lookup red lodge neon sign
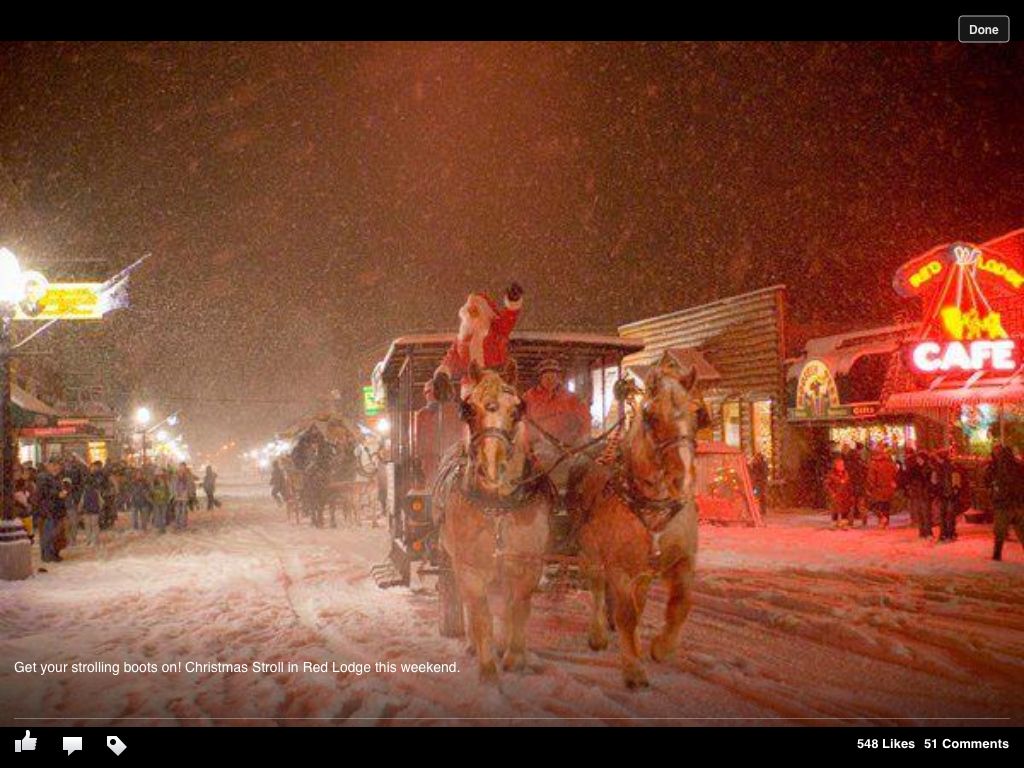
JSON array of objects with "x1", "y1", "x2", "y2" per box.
[{"x1": 898, "y1": 239, "x2": 1022, "y2": 377}]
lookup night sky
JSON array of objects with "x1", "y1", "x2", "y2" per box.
[{"x1": 1, "y1": 41, "x2": 1022, "y2": 459}]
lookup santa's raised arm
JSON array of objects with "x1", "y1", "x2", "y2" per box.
[{"x1": 432, "y1": 283, "x2": 523, "y2": 401}]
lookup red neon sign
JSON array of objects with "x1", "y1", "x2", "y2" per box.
[{"x1": 910, "y1": 340, "x2": 1017, "y2": 373}]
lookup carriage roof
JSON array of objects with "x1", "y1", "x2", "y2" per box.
[{"x1": 375, "y1": 331, "x2": 645, "y2": 389}]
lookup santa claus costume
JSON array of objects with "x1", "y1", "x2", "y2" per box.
[{"x1": 433, "y1": 284, "x2": 523, "y2": 399}]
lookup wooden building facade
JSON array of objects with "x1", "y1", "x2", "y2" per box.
[{"x1": 619, "y1": 285, "x2": 788, "y2": 477}]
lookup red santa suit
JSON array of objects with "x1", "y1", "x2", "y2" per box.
[{"x1": 435, "y1": 291, "x2": 522, "y2": 397}]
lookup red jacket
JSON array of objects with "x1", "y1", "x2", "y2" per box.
[
  {"x1": 826, "y1": 469, "x2": 854, "y2": 514},
  {"x1": 437, "y1": 306, "x2": 519, "y2": 379},
  {"x1": 523, "y1": 384, "x2": 590, "y2": 447},
  {"x1": 867, "y1": 454, "x2": 899, "y2": 503}
]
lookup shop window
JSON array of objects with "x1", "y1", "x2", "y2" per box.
[
  {"x1": 590, "y1": 365, "x2": 623, "y2": 435},
  {"x1": 829, "y1": 424, "x2": 917, "y2": 459},
  {"x1": 722, "y1": 400, "x2": 741, "y2": 449},
  {"x1": 957, "y1": 404, "x2": 998, "y2": 456},
  {"x1": 750, "y1": 399, "x2": 773, "y2": 465},
  {"x1": 18, "y1": 443, "x2": 37, "y2": 465},
  {"x1": 87, "y1": 441, "x2": 108, "y2": 465}
]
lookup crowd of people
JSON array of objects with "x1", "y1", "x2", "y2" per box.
[
  {"x1": 12, "y1": 454, "x2": 220, "y2": 565},
  {"x1": 824, "y1": 441, "x2": 1024, "y2": 559}
]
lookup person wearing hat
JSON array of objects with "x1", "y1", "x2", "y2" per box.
[
  {"x1": 523, "y1": 358, "x2": 590, "y2": 487},
  {"x1": 432, "y1": 283, "x2": 523, "y2": 401}
]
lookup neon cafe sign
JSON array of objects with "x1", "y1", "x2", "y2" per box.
[{"x1": 896, "y1": 242, "x2": 1022, "y2": 375}]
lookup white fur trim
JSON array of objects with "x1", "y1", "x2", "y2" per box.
[{"x1": 467, "y1": 334, "x2": 485, "y2": 367}]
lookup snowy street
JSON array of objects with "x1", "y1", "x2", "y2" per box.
[{"x1": 1, "y1": 482, "x2": 1021, "y2": 726}]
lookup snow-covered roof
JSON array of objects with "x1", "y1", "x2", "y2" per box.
[
  {"x1": 619, "y1": 284, "x2": 787, "y2": 332},
  {"x1": 376, "y1": 330, "x2": 645, "y2": 388},
  {"x1": 786, "y1": 323, "x2": 917, "y2": 380},
  {"x1": 12, "y1": 383, "x2": 60, "y2": 417}
]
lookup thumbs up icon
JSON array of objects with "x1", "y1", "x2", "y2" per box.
[{"x1": 14, "y1": 730, "x2": 37, "y2": 752}]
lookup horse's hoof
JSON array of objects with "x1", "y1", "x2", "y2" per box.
[
  {"x1": 479, "y1": 661, "x2": 500, "y2": 684},
  {"x1": 502, "y1": 650, "x2": 527, "y2": 673},
  {"x1": 588, "y1": 632, "x2": 609, "y2": 652},
  {"x1": 650, "y1": 634, "x2": 675, "y2": 663},
  {"x1": 623, "y1": 665, "x2": 649, "y2": 689}
]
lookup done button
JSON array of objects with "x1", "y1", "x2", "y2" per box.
[{"x1": 958, "y1": 15, "x2": 1010, "y2": 43}]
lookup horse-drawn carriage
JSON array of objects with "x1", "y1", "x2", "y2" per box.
[
  {"x1": 371, "y1": 331, "x2": 763, "y2": 686},
  {"x1": 370, "y1": 331, "x2": 641, "y2": 581},
  {"x1": 279, "y1": 414, "x2": 378, "y2": 527}
]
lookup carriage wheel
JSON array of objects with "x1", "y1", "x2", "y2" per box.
[{"x1": 437, "y1": 551, "x2": 465, "y2": 639}]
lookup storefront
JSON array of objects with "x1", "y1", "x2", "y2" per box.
[
  {"x1": 880, "y1": 229, "x2": 1024, "y2": 457},
  {"x1": 19, "y1": 420, "x2": 111, "y2": 465},
  {"x1": 787, "y1": 324, "x2": 919, "y2": 457}
]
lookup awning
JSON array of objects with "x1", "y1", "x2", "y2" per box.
[
  {"x1": 884, "y1": 382, "x2": 1024, "y2": 411},
  {"x1": 11, "y1": 384, "x2": 60, "y2": 428}
]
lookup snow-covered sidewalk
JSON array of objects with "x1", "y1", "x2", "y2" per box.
[{"x1": 1, "y1": 486, "x2": 1021, "y2": 726}]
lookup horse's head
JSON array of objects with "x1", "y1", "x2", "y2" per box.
[
  {"x1": 461, "y1": 359, "x2": 526, "y2": 499},
  {"x1": 640, "y1": 352, "x2": 706, "y2": 491}
]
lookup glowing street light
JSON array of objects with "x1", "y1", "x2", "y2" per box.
[
  {"x1": 156, "y1": 430, "x2": 169, "y2": 442},
  {"x1": 375, "y1": 417, "x2": 391, "y2": 435},
  {"x1": 135, "y1": 407, "x2": 152, "y2": 426},
  {"x1": 0, "y1": 248, "x2": 26, "y2": 305}
]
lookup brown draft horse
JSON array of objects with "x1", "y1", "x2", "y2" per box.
[
  {"x1": 438, "y1": 361, "x2": 552, "y2": 682},
  {"x1": 569, "y1": 352, "x2": 704, "y2": 688}
]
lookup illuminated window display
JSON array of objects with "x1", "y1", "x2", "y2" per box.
[
  {"x1": 722, "y1": 401, "x2": 741, "y2": 448},
  {"x1": 830, "y1": 423, "x2": 916, "y2": 454},
  {"x1": 751, "y1": 399, "x2": 772, "y2": 464}
]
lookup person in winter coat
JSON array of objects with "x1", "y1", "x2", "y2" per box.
[
  {"x1": 150, "y1": 473, "x2": 171, "y2": 533},
  {"x1": 127, "y1": 469, "x2": 152, "y2": 531},
  {"x1": 63, "y1": 477, "x2": 80, "y2": 546},
  {"x1": 203, "y1": 465, "x2": 220, "y2": 510},
  {"x1": 866, "y1": 446, "x2": 899, "y2": 529},
  {"x1": 985, "y1": 445, "x2": 1024, "y2": 561},
  {"x1": 270, "y1": 459, "x2": 287, "y2": 506},
  {"x1": 32, "y1": 460, "x2": 68, "y2": 562},
  {"x1": 172, "y1": 463, "x2": 192, "y2": 530},
  {"x1": 749, "y1": 452, "x2": 769, "y2": 517},
  {"x1": 523, "y1": 358, "x2": 591, "y2": 487},
  {"x1": 844, "y1": 444, "x2": 868, "y2": 526},
  {"x1": 935, "y1": 451, "x2": 963, "y2": 542},
  {"x1": 903, "y1": 450, "x2": 933, "y2": 538},
  {"x1": 79, "y1": 463, "x2": 105, "y2": 546},
  {"x1": 826, "y1": 457, "x2": 855, "y2": 530}
]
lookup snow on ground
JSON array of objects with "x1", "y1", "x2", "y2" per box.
[{"x1": 1, "y1": 483, "x2": 1022, "y2": 726}]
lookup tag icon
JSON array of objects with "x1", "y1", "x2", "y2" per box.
[{"x1": 107, "y1": 736, "x2": 127, "y2": 756}]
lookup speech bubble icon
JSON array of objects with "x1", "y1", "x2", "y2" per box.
[{"x1": 63, "y1": 735, "x2": 83, "y2": 755}]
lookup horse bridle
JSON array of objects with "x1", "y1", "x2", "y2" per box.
[
  {"x1": 468, "y1": 426, "x2": 517, "y2": 453},
  {"x1": 642, "y1": 408, "x2": 697, "y2": 457}
]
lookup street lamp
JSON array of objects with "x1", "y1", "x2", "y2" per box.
[{"x1": 135, "y1": 406, "x2": 151, "y2": 463}]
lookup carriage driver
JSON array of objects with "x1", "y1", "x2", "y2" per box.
[{"x1": 523, "y1": 358, "x2": 591, "y2": 487}]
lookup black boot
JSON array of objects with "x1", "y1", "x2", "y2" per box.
[{"x1": 993, "y1": 540, "x2": 1003, "y2": 562}]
